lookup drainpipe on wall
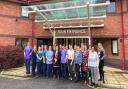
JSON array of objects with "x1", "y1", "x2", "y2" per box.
[
  {"x1": 120, "y1": 0, "x2": 125, "y2": 70},
  {"x1": 31, "y1": 14, "x2": 35, "y2": 47}
]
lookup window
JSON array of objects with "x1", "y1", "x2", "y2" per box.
[
  {"x1": 21, "y1": 7, "x2": 29, "y2": 17},
  {"x1": 107, "y1": 0, "x2": 116, "y2": 13},
  {"x1": 111, "y1": 39, "x2": 118, "y2": 55},
  {"x1": 15, "y1": 38, "x2": 28, "y2": 49}
]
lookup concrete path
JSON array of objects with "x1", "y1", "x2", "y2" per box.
[{"x1": 0, "y1": 66, "x2": 128, "y2": 89}]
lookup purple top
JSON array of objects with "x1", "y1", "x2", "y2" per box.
[
  {"x1": 24, "y1": 45, "x2": 32, "y2": 60},
  {"x1": 61, "y1": 49, "x2": 67, "y2": 63}
]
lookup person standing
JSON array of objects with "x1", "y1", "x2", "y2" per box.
[
  {"x1": 46, "y1": 46, "x2": 54, "y2": 78},
  {"x1": 53, "y1": 46, "x2": 61, "y2": 79},
  {"x1": 88, "y1": 47, "x2": 99, "y2": 88},
  {"x1": 36, "y1": 46, "x2": 43, "y2": 77},
  {"x1": 43, "y1": 45, "x2": 47, "y2": 77},
  {"x1": 98, "y1": 43, "x2": 105, "y2": 83},
  {"x1": 74, "y1": 46, "x2": 83, "y2": 82},
  {"x1": 24, "y1": 42, "x2": 32, "y2": 75},
  {"x1": 31, "y1": 45, "x2": 37, "y2": 76},
  {"x1": 67, "y1": 45, "x2": 74, "y2": 80},
  {"x1": 61, "y1": 45, "x2": 68, "y2": 79},
  {"x1": 82, "y1": 45, "x2": 89, "y2": 84},
  {"x1": 40, "y1": 45, "x2": 44, "y2": 76},
  {"x1": 58, "y1": 44, "x2": 62, "y2": 78}
]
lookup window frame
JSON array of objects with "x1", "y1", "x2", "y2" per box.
[{"x1": 111, "y1": 39, "x2": 118, "y2": 55}]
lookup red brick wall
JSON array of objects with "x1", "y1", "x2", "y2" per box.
[
  {"x1": 0, "y1": 1, "x2": 33, "y2": 46},
  {"x1": 34, "y1": 23, "x2": 51, "y2": 38},
  {"x1": 0, "y1": 1, "x2": 21, "y2": 16}
]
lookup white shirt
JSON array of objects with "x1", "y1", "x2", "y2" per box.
[
  {"x1": 88, "y1": 51, "x2": 99, "y2": 67},
  {"x1": 67, "y1": 49, "x2": 74, "y2": 60}
]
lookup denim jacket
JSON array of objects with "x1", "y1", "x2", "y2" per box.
[{"x1": 74, "y1": 51, "x2": 83, "y2": 65}]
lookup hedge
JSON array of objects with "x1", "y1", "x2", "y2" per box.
[{"x1": 0, "y1": 46, "x2": 24, "y2": 70}]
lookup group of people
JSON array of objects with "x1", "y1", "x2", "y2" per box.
[{"x1": 24, "y1": 42, "x2": 105, "y2": 88}]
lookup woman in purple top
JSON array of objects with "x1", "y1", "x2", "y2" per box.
[
  {"x1": 61, "y1": 45, "x2": 68, "y2": 79},
  {"x1": 24, "y1": 42, "x2": 32, "y2": 74},
  {"x1": 46, "y1": 46, "x2": 54, "y2": 78}
]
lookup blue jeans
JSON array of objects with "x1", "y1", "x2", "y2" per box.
[
  {"x1": 61, "y1": 63, "x2": 67, "y2": 79},
  {"x1": 25, "y1": 59, "x2": 30, "y2": 74},
  {"x1": 47, "y1": 64, "x2": 53, "y2": 78},
  {"x1": 75, "y1": 64, "x2": 81, "y2": 81}
]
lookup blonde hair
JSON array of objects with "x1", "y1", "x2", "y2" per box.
[{"x1": 98, "y1": 43, "x2": 105, "y2": 53}]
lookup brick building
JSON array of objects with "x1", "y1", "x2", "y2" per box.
[{"x1": 0, "y1": 0, "x2": 128, "y2": 69}]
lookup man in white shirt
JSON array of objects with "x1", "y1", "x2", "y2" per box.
[
  {"x1": 67, "y1": 45, "x2": 74, "y2": 80},
  {"x1": 88, "y1": 46, "x2": 99, "y2": 88}
]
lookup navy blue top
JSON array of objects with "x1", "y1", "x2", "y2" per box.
[{"x1": 32, "y1": 51, "x2": 37, "y2": 62}]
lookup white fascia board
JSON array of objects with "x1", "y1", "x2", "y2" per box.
[{"x1": 35, "y1": 15, "x2": 106, "y2": 22}]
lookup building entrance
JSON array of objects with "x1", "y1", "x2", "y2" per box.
[{"x1": 57, "y1": 38, "x2": 89, "y2": 46}]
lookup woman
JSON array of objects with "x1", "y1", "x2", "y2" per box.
[
  {"x1": 98, "y1": 43, "x2": 105, "y2": 83},
  {"x1": 67, "y1": 45, "x2": 74, "y2": 80},
  {"x1": 40, "y1": 45, "x2": 44, "y2": 76},
  {"x1": 53, "y1": 46, "x2": 61, "y2": 79},
  {"x1": 31, "y1": 45, "x2": 37, "y2": 77},
  {"x1": 88, "y1": 46, "x2": 99, "y2": 88},
  {"x1": 82, "y1": 45, "x2": 89, "y2": 84},
  {"x1": 74, "y1": 46, "x2": 83, "y2": 82},
  {"x1": 61, "y1": 45, "x2": 68, "y2": 79},
  {"x1": 46, "y1": 46, "x2": 54, "y2": 78},
  {"x1": 36, "y1": 46, "x2": 43, "y2": 77}
]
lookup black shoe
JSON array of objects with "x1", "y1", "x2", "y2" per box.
[
  {"x1": 103, "y1": 80, "x2": 105, "y2": 83},
  {"x1": 98, "y1": 79, "x2": 102, "y2": 81}
]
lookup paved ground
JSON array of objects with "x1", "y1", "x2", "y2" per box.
[
  {"x1": 0, "y1": 66, "x2": 128, "y2": 89},
  {"x1": 99, "y1": 67, "x2": 128, "y2": 89},
  {"x1": 0, "y1": 77, "x2": 90, "y2": 89}
]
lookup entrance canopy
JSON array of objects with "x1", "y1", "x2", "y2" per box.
[{"x1": 22, "y1": 0, "x2": 110, "y2": 29}]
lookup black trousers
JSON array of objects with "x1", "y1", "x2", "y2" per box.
[
  {"x1": 99, "y1": 60, "x2": 104, "y2": 80},
  {"x1": 68, "y1": 60, "x2": 74, "y2": 78},
  {"x1": 53, "y1": 65, "x2": 61, "y2": 78},
  {"x1": 32, "y1": 60, "x2": 36, "y2": 76}
]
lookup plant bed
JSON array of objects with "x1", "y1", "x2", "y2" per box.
[{"x1": 0, "y1": 46, "x2": 24, "y2": 70}]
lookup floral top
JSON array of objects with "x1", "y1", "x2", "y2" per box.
[{"x1": 82, "y1": 51, "x2": 89, "y2": 72}]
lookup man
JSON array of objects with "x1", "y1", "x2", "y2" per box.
[
  {"x1": 24, "y1": 42, "x2": 32, "y2": 75},
  {"x1": 67, "y1": 45, "x2": 74, "y2": 80}
]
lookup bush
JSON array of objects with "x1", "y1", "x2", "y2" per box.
[{"x1": 0, "y1": 46, "x2": 24, "y2": 70}]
